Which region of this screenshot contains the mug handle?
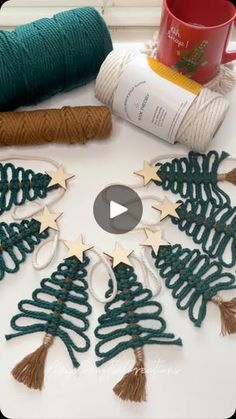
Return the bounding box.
[222,16,236,64]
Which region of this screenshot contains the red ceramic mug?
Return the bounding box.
[157,0,236,84]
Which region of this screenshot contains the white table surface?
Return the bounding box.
[0,42,236,419]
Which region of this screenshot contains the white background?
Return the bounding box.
[0,42,236,419]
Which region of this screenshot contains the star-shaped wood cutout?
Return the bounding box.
[152,197,182,221]
[65,235,94,262]
[141,228,169,255]
[134,161,161,186]
[46,165,74,190]
[33,206,62,233]
[105,243,133,268]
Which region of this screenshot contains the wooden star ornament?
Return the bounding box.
[153,197,182,221]
[33,206,62,233]
[105,243,133,268]
[134,161,161,186]
[141,228,169,255]
[65,235,94,262]
[46,165,74,190]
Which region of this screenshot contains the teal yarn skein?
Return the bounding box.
[0,7,113,111]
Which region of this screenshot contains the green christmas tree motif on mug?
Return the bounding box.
[173,40,209,77]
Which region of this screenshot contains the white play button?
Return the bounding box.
[94,185,143,234]
[110,200,128,219]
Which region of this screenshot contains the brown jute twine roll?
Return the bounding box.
[0,106,112,146]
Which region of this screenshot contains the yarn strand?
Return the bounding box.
[0,106,112,146]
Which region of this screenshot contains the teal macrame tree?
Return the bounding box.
[151,244,236,334]
[154,151,236,207]
[6,255,92,390]
[0,219,49,281]
[171,199,236,268]
[95,262,182,402]
[0,162,59,215]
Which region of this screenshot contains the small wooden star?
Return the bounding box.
[105,243,133,268]
[153,197,182,221]
[65,235,93,262]
[33,206,62,233]
[46,165,74,190]
[134,161,161,186]
[141,228,169,255]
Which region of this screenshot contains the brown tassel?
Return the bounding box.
[113,347,146,402]
[217,168,236,185]
[212,295,236,336]
[11,334,54,390]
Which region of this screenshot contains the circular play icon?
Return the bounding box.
[93,185,143,234]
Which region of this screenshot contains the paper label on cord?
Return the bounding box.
[112,55,203,144]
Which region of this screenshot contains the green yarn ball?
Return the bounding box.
[0,7,113,110]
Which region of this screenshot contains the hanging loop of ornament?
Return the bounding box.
[87,248,118,303]
[32,233,60,271]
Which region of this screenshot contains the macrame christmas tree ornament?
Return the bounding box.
[151,243,236,335]
[153,197,236,268]
[0,219,49,281]
[0,161,73,216]
[95,244,182,402]
[154,151,236,207]
[170,198,236,268]
[6,253,92,390]
[135,151,236,207]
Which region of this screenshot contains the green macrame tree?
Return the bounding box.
[172,199,236,268]
[173,40,209,77]
[154,151,236,207]
[6,255,92,390]
[0,162,59,215]
[151,244,236,334]
[0,219,49,281]
[95,262,182,402]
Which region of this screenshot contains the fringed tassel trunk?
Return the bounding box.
[11,334,54,390]
[113,347,146,402]
[212,295,236,335]
[217,169,236,186]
